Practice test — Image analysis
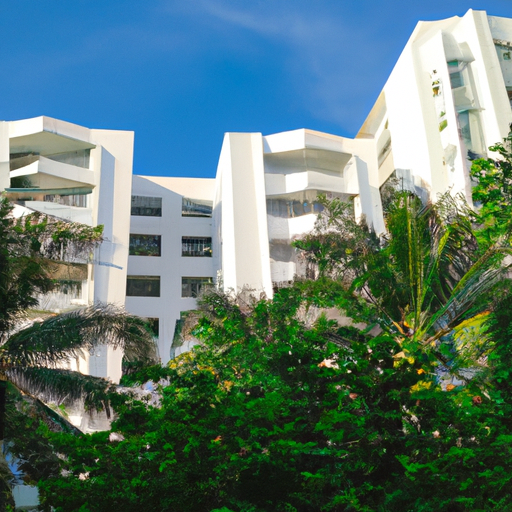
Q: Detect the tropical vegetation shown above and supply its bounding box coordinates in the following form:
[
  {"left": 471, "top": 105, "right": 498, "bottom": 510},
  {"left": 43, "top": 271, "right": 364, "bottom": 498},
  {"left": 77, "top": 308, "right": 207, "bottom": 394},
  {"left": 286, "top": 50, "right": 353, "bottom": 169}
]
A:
[{"left": 0, "top": 196, "right": 157, "bottom": 509}]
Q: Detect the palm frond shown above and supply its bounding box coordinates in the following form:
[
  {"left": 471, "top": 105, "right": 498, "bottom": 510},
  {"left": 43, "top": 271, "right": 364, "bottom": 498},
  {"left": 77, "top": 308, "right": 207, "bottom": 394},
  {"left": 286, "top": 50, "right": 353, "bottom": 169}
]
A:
[
  {"left": 8, "top": 367, "right": 116, "bottom": 415},
  {"left": 3, "top": 304, "right": 158, "bottom": 367},
  {"left": 421, "top": 264, "right": 508, "bottom": 345}
]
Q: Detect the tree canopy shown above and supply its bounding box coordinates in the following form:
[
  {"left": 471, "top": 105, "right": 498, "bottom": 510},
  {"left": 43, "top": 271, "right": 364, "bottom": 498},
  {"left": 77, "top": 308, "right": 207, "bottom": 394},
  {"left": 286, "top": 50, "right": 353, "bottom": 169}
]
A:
[
  {"left": 470, "top": 127, "right": 512, "bottom": 248},
  {"left": 38, "top": 180, "right": 512, "bottom": 511}
]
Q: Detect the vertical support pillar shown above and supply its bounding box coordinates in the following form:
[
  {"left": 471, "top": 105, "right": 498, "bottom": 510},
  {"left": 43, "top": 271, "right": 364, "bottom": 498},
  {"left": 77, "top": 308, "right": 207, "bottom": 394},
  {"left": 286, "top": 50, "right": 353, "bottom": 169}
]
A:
[
  {"left": 0, "top": 122, "right": 10, "bottom": 192},
  {"left": 216, "top": 133, "right": 273, "bottom": 297},
  {"left": 355, "top": 156, "right": 385, "bottom": 234}
]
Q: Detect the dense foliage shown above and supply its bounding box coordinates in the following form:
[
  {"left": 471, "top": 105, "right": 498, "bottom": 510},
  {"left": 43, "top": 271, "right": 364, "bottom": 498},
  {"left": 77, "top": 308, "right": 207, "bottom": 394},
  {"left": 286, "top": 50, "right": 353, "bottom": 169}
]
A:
[
  {"left": 39, "top": 287, "right": 430, "bottom": 511},
  {"left": 31, "top": 132, "right": 512, "bottom": 510},
  {"left": 37, "top": 282, "right": 512, "bottom": 512},
  {"left": 0, "top": 196, "right": 103, "bottom": 336},
  {"left": 39, "top": 188, "right": 512, "bottom": 511},
  {"left": 470, "top": 127, "right": 512, "bottom": 247}
]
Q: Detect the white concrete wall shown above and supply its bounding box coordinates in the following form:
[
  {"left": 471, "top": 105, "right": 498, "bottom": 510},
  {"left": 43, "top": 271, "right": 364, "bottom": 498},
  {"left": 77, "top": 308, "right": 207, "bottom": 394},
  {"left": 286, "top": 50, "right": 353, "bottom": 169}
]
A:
[
  {"left": 356, "top": 10, "right": 512, "bottom": 208},
  {"left": 0, "top": 121, "right": 10, "bottom": 191},
  {"left": 127, "top": 175, "right": 215, "bottom": 364},
  {"left": 214, "top": 133, "right": 273, "bottom": 297}
]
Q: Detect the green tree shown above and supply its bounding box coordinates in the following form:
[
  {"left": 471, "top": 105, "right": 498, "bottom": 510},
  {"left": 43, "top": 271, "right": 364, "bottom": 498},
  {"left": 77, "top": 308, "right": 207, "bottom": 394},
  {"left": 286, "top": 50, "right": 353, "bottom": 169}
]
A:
[
  {"left": 0, "top": 196, "right": 157, "bottom": 508},
  {"left": 38, "top": 284, "right": 512, "bottom": 511},
  {"left": 470, "top": 126, "right": 512, "bottom": 248},
  {"left": 294, "top": 190, "right": 510, "bottom": 375},
  {"left": 38, "top": 287, "right": 422, "bottom": 511},
  {"left": 291, "top": 186, "right": 512, "bottom": 509},
  {"left": 37, "top": 188, "right": 512, "bottom": 511}
]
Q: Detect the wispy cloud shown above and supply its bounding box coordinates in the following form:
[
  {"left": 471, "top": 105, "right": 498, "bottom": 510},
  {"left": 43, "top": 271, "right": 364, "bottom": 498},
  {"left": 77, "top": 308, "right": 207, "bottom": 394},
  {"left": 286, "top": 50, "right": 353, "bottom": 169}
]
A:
[
  {"left": 159, "top": 0, "right": 398, "bottom": 133},
  {"left": 5, "top": 0, "right": 396, "bottom": 133}
]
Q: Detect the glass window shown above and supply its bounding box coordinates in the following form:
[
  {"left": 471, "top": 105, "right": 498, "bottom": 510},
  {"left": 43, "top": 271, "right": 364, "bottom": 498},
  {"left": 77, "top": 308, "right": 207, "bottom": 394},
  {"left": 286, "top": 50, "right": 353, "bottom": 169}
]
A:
[
  {"left": 378, "top": 138, "right": 392, "bottom": 166},
  {"left": 266, "top": 198, "right": 324, "bottom": 218},
  {"left": 182, "top": 237, "right": 212, "bottom": 257},
  {"left": 126, "top": 276, "right": 160, "bottom": 297},
  {"left": 182, "top": 197, "right": 213, "bottom": 217},
  {"left": 181, "top": 277, "right": 213, "bottom": 298},
  {"left": 47, "top": 149, "right": 91, "bottom": 169},
  {"left": 131, "top": 196, "right": 162, "bottom": 217},
  {"left": 43, "top": 193, "right": 89, "bottom": 208},
  {"left": 448, "top": 60, "right": 465, "bottom": 89},
  {"left": 450, "top": 71, "right": 464, "bottom": 89},
  {"left": 457, "top": 110, "right": 485, "bottom": 154},
  {"left": 129, "top": 234, "right": 161, "bottom": 257}
]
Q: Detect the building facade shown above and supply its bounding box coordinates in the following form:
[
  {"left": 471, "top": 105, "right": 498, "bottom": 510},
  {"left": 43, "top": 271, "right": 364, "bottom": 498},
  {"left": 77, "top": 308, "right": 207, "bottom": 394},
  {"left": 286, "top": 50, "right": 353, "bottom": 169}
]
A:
[
  {"left": 358, "top": 10, "right": 512, "bottom": 204},
  {"left": 0, "top": 116, "right": 134, "bottom": 382},
  {"left": 2, "top": 10, "right": 512, "bottom": 372}
]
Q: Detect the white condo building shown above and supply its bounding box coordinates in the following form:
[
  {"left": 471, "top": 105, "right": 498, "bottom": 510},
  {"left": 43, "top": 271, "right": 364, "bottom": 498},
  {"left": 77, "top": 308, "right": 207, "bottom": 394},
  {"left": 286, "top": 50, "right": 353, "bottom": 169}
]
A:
[
  {"left": 0, "top": 116, "right": 134, "bottom": 382},
  {"left": 1, "top": 9, "right": 512, "bottom": 373}
]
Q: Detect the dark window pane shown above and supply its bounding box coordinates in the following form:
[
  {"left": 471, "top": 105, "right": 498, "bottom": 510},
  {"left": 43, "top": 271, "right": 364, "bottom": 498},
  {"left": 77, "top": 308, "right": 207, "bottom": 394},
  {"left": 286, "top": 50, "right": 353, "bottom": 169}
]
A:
[
  {"left": 182, "top": 197, "right": 213, "bottom": 217},
  {"left": 126, "top": 276, "right": 160, "bottom": 297},
  {"left": 181, "top": 277, "right": 213, "bottom": 298},
  {"left": 448, "top": 60, "right": 465, "bottom": 89},
  {"left": 130, "top": 234, "right": 161, "bottom": 257},
  {"left": 131, "top": 196, "right": 162, "bottom": 217},
  {"left": 182, "top": 237, "right": 212, "bottom": 257},
  {"left": 450, "top": 71, "right": 464, "bottom": 89}
]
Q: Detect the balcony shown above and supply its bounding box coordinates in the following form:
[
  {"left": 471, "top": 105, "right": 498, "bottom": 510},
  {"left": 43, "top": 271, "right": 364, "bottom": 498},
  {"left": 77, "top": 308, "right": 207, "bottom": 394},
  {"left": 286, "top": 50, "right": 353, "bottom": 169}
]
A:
[{"left": 9, "top": 155, "right": 95, "bottom": 188}]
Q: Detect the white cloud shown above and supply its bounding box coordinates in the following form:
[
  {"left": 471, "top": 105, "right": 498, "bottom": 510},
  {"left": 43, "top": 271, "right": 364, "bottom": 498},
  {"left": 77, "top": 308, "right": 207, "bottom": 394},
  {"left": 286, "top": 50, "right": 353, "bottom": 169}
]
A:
[{"left": 160, "top": 0, "right": 397, "bottom": 132}]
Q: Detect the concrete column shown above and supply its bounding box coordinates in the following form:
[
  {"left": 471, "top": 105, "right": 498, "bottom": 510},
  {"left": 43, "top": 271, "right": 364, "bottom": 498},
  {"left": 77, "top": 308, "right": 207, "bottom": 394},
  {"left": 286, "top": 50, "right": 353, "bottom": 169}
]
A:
[
  {"left": 216, "top": 133, "right": 273, "bottom": 297},
  {"left": 0, "top": 122, "right": 10, "bottom": 192}
]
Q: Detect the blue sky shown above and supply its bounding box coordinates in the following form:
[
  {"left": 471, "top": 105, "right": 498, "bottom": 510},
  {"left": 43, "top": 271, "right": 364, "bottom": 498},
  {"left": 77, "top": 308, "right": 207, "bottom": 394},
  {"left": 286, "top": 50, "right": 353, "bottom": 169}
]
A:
[{"left": 1, "top": 1, "right": 510, "bottom": 178}]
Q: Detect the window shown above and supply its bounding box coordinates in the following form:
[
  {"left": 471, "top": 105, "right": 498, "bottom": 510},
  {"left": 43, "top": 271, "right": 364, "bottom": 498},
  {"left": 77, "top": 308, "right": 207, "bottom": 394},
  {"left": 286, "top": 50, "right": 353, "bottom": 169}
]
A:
[
  {"left": 182, "top": 197, "right": 213, "bottom": 217},
  {"left": 43, "top": 193, "right": 89, "bottom": 208},
  {"left": 378, "top": 138, "right": 392, "bottom": 166},
  {"left": 457, "top": 110, "right": 485, "bottom": 154},
  {"left": 182, "top": 237, "right": 212, "bottom": 257},
  {"left": 129, "top": 234, "right": 161, "bottom": 257},
  {"left": 47, "top": 149, "right": 91, "bottom": 169},
  {"left": 126, "top": 276, "right": 160, "bottom": 297},
  {"left": 448, "top": 60, "right": 465, "bottom": 89},
  {"left": 266, "top": 198, "right": 324, "bottom": 218},
  {"left": 449, "top": 71, "right": 464, "bottom": 89},
  {"left": 131, "top": 196, "right": 162, "bottom": 217},
  {"left": 181, "top": 277, "right": 212, "bottom": 298}
]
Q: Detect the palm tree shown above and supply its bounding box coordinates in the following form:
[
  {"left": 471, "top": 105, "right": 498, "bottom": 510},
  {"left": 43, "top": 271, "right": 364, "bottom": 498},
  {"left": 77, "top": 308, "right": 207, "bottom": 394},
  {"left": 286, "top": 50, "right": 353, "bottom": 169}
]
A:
[
  {"left": 295, "top": 189, "right": 512, "bottom": 377},
  {"left": 0, "top": 196, "right": 157, "bottom": 505},
  {"left": 0, "top": 304, "right": 157, "bottom": 435}
]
